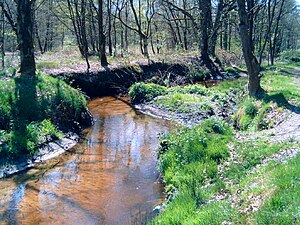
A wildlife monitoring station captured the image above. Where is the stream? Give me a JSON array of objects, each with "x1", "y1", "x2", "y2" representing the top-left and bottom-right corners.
[{"x1": 0, "y1": 97, "x2": 174, "y2": 225}]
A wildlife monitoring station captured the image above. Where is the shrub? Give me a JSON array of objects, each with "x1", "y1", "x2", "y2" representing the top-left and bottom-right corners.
[
  {"x1": 187, "y1": 62, "x2": 211, "y2": 81},
  {"x1": 129, "y1": 82, "x2": 167, "y2": 103},
  {"x1": 182, "y1": 85, "x2": 209, "y2": 95},
  {"x1": 244, "y1": 99, "x2": 257, "y2": 117}
]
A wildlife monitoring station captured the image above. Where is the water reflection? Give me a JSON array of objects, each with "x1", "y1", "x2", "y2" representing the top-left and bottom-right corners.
[{"x1": 0, "y1": 97, "x2": 173, "y2": 224}]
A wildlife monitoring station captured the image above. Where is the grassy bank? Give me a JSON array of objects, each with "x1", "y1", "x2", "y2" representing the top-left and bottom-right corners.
[
  {"x1": 129, "y1": 60, "x2": 300, "y2": 224},
  {"x1": 0, "y1": 73, "x2": 91, "y2": 160},
  {"x1": 150, "y1": 124, "x2": 299, "y2": 224}
]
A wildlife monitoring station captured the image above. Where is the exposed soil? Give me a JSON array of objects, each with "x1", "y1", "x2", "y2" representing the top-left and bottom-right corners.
[{"x1": 49, "y1": 60, "x2": 189, "y2": 97}]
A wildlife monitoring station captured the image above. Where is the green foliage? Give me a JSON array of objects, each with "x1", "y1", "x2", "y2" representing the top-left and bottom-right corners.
[
  {"x1": 129, "y1": 82, "x2": 167, "y2": 103},
  {"x1": 225, "y1": 67, "x2": 240, "y2": 77},
  {"x1": 255, "y1": 155, "x2": 300, "y2": 225},
  {"x1": 169, "y1": 84, "x2": 209, "y2": 95},
  {"x1": 224, "y1": 138, "x2": 288, "y2": 182},
  {"x1": 187, "y1": 62, "x2": 211, "y2": 81},
  {"x1": 154, "y1": 93, "x2": 214, "y2": 115},
  {"x1": 260, "y1": 64, "x2": 300, "y2": 103},
  {"x1": 0, "y1": 79, "x2": 15, "y2": 130},
  {"x1": 152, "y1": 118, "x2": 233, "y2": 224},
  {"x1": 211, "y1": 78, "x2": 247, "y2": 93},
  {"x1": 25, "y1": 120, "x2": 63, "y2": 155},
  {"x1": 35, "y1": 74, "x2": 87, "y2": 129},
  {"x1": 201, "y1": 116, "x2": 232, "y2": 135},
  {"x1": 279, "y1": 50, "x2": 300, "y2": 63}
]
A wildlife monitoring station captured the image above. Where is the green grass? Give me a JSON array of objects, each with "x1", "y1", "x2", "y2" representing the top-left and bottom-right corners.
[
  {"x1": 255, "y1": 155, "x2": 300, "y2": 224},
  {"x1": 0, "y1": 73, "x2": 89, "y2": 159},
  {"x1": 225, "y1": 138, "x2": 292, "y2": 182},
  {"x1": 145, "y1": 60, "x2": 300, "y2": 224},
  {"x1": 129, "y1": 81, "x2": 245, "y2": 119},
  {"x1": 233, "y1": 63, "x2": 300, "y2": 131},
  {"x1": 151, "y1": 117, "x2": 233, "y2": 224},
  {"x1": 129, "y1": 82, "x2": 167, "y2": 103},
  {"x1": 152, "y1": 125, "x2": 299, "y2": 225}
]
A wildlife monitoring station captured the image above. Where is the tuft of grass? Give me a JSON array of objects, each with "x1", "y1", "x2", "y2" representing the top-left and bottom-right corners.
[
  {"x1": 129, "y1": 82, "x2": 167, "y2": 103},
  {"x1": 233, "y1": 98, "x2": 259, "y2": 130},
  {"x1": 25, "y1": 119, "x2": 63, "y2": 155}
]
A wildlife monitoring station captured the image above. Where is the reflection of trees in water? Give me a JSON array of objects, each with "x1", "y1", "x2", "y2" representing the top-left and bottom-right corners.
[{"x1": 0, "y1": 184, "x2": 26, "y2": 225}]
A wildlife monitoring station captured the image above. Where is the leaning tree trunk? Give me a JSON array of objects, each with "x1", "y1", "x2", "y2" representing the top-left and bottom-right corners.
[
  {"x1": 17, "y1": 0, "x2": 36, "y2": 76},
  {"x1": 237, "y1": 0, "x2": 263, "y2": 98}
]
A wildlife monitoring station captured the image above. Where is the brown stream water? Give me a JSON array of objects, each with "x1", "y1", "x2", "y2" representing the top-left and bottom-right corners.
[{"x1": 0, "y1": 97, "x2": 174, "y2": 225}]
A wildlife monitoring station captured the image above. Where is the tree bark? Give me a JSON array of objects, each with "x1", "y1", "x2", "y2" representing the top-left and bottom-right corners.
[
  {"x1": 107, "y1": 0, "x2": 113, "y2": 56},
  {"x1": 237, "y1": 0, "x2": 263, "y2": 98},
  {"x1": 98, "y1": 0, "x2": 108, "y2": 68},
  {"x1": 199, "y1": 0, "x2": 212, "y2": 62},
  {"x1": 17, "y1": 0, "x2": 36, "y2": 76}
]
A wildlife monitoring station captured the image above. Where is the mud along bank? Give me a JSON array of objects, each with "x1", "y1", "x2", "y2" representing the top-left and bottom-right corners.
[{"x1": 50, "y1": 61, "x2": 189, "y2": 97}]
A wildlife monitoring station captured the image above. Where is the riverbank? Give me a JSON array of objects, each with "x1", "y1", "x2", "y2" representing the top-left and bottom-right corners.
[
  {"x1": 0, "y1": 74, "x2": 92, "y2": 178},
  {"x1": 0, "y1": 133, "x2": 78, "y2": 178},
  {"x1": 127, "y1": 62, "x2": 300, "y2": 224}
]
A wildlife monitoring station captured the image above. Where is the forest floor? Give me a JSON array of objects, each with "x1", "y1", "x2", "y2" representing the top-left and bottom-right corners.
[{"x1": 28, "y1": 48, "x2": 243, "y2": 75}]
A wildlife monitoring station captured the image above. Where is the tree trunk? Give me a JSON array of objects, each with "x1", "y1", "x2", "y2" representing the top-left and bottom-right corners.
[
  {"x1": 98, "y1": 0, "x2": 108, "y2": 68},
  {"x1": 17, "y1": 0, "x2": 36, "y2": 76},
  {"x1": 199, "y1": 0, "x2": 211, "y2": 62},
  {"x1": 237, "y1": 0, "x2": 263, "y2": 98},
  {"x1": 142, "y1": 35, "x2": 149, "y2": 59},
  {"x1": 14, "y1": 0, "x2": 38, "y2": 153},
  {"x1": 209, "y1": 0, "x2": 223, "y2": 56},
  {"x1": 246, "y1": 0, "x2": 255, "y2": 52},
  {"x1": 107, "y1": 0, "x2": 113, "y2": 56},
  {"x1": 80, "y1": 0, "x2": 90, "y2": 71}
]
